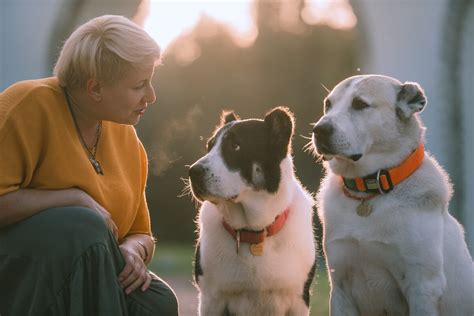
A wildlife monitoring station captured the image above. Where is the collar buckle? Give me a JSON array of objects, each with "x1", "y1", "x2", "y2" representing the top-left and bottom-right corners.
[
  {"x1": 374, "y1": 169, "x2": 393, "y2": 194},
  {"x1": 361, "y1": 169, "x2": 393, "y2": 194}
]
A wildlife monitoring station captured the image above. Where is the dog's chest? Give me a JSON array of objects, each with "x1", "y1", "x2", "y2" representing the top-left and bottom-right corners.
[
  {"x1": 200, "y1": 225, "x2": 312, "y2": 290},
  {"x1": 319, "y1": 177, "x2": 412, "y2": 314},
  {"x1": 319, "y1": 180, "x2": 409, "y2": 244},
  {"x1": 197, "y1": 204, "x2": 315, "y2": 293}
]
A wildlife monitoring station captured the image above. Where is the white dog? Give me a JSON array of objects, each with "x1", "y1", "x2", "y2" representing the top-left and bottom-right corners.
[
  {"x1": 188, "y1": 107, "x2": 316, "y2": 315},
  {"x1": 311, "y1": 74, "x2": 474, "y2": 315}
]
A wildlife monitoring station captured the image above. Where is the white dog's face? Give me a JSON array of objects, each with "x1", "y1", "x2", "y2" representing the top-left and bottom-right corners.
[
  {"x1": 189, "y1": 107, "x2": 294, "y2": 203},
  {"x1": 312, "y1": 75, "x2": 426, "y2": 174}
]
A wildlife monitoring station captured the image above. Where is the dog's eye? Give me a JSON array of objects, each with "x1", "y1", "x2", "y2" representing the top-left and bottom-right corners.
[
  {"x1": 352, "y1": 98, "x2": 370, "y2": 110},
  {"x1": 324, "y1": 99, "x2": 331, "y2": 112},
  {"x1": 231, "y1": 141, "x2": 240, "y2": 151}
]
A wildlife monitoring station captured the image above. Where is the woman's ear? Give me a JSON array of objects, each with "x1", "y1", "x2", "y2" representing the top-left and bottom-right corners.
[{"x1": 86, "y1": 78, "x2": 103, "y2": 102}]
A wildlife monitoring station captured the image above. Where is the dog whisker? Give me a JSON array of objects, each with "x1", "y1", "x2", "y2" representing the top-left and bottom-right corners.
[
  {"x1": 180, "y1": 177, "x2": 204, "y2": 208},
  {"x1": 178, "y1": 177, "x2": 193, "y2": 198},
  {"x1": 320, "y1": 82, "x2": 330, "y2": 93},
  {"x1": 302, "y1": 141, "x2": 315, "y2": 153},
  {"x1": 300, "y1": 134, "x2": 312, "y2": 140}
]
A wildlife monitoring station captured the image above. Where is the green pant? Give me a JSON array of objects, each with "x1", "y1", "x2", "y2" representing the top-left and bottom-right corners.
[{"x1": 0, "y1": 207, "x2": 179, "y2": 316}]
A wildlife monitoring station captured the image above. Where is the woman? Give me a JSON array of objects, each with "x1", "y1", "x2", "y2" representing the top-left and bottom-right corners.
[{"x1": 0, "y1": 15, "x2": 178, "y2": 315}]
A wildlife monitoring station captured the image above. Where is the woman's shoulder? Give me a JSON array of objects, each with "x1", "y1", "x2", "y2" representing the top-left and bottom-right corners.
[
  {"x1": 1, "y1": 77, "x2": 62, "y2": 102},
  {"x1": 0, "y1": 77, "x2": 63, "y2": 128}
]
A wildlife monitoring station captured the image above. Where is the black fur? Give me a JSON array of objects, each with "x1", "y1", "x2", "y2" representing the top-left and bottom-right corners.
[
  {"x1": 396, "y1": 82, "x2": 427, "y2": 120},
  {"x1": 303, "y1": 258, "x2": 317, "y2": 307},
  {"x1": 219, "y1": 107, "x2": 294, "y2": 193},
  {"x1": 397, "y1": 83, "x2": 426, "y2": 106},
  {"x1": 221, "y1": 111, "x2": 240, "y2": 125},
  {"x1": 194, "y1": 242, "x2": 203, "y2": 284}
]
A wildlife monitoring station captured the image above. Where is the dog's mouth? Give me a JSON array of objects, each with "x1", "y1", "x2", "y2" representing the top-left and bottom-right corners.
[
  {"x1": 190, "y1": 182, "x2": 239, "y2": 204},
  {"x1": 315, "y1": 144, "x2": 363, "y2": 162},
  {"x1": 313, "y1": 141, "x2": 336, "y2": 158},
  {"x1": 332, "y1": 153, "x2": 363, "y2": 162},
  {"x1": 189, "y1": 184, "x2": 207, "y2": 202},
  {"x1": 226, "y1": 195, "x2": 239, "y2": 202}
]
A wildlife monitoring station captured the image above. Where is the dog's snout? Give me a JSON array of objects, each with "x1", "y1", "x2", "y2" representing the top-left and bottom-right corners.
[
  {"x1": 189, "y1": 163, "x2": 209, "y2": 200},
  {"x1": 189, "y1": 164, "x2": 206, "y2": 181},
  {"x1": 313, "y1": 123, "x2": 334, "y2": 139}
]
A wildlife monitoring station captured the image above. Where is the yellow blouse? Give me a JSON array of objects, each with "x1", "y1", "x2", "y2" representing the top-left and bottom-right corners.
[{"x1": 0, "y1": 77, "x2": 151, "y2": 240}]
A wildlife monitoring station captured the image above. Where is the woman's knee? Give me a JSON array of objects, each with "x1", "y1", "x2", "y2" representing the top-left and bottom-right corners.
[
  {"x1": 128, "y1": 277, "x2": 179, "y2": 315},
  {"x1": 157, "y1": 281, "x2": 179, "y2": 316},
  {"x1": 5, "y1": 206, "x2": 111, "y2": 257},
  {"x1": 42, "y1": 206, "x2": 109, "y2": 239}
]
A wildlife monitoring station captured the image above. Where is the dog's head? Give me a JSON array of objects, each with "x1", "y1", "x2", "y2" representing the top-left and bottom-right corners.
[
  {"x1": 311, "y1": 74, "x2": 426, "y2": 176},
  {"x1": 189, "y1": 106, "x2": 294, "y2": 203}
]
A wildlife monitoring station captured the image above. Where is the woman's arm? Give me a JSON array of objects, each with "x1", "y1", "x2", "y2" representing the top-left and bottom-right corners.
[
  {"x1": 0, "y1": 188, "x2": 118, "y2": 239},
  {"x1": 0, "y1": 188, "x2": 81, "y2": 227}
]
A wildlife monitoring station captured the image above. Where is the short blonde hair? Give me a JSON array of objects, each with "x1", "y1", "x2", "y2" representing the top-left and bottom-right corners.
[{"x1": 54, "y1": 15, "x2": 161, "y2": 89}]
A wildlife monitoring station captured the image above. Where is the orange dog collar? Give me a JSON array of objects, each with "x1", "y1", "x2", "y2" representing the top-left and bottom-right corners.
[{"x1": 342, "y1": 144, "x2": 425, "y2": 194}]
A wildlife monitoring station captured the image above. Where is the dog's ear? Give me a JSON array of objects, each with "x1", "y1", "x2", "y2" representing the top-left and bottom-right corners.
[
  {"x1": 220, "y1": 110, "x2": 240, "y2": 126},
  {"x1": 396, "y1": 82, "x2": 427, "y2": 120},
  {"x1": 264, "y1": 106, "x2": 295, "y2": 157}
]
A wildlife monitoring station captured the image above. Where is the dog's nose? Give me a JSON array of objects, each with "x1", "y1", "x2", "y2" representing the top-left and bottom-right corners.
[
  {"x1": 189, "y1": 164, "x2": 206, "y2": 181},
  {"x1": 313, "y1": 123, "x2": 334, "y2": 139}
]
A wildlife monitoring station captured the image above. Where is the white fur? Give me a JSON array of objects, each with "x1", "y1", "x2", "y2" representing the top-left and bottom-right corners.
[
  {"x1": 313, "y1": 75, "x2": 474, "y2": 315},
  {"x1": 195, "y1": 143, "x2": 316, "y2": 315}
]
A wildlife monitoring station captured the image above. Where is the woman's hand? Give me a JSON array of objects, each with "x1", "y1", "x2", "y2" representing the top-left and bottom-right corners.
[
  {"x1": 118, "y1": 241, "x2": 152, "y2": 294},
  {"x1": 73, "y1": 188, "x2": 118, "y2": 240}
]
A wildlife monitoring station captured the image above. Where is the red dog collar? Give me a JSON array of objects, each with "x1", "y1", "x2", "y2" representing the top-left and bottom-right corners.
[{"x1": 222, "y1": 208, "x2": 290, "y2": 245}]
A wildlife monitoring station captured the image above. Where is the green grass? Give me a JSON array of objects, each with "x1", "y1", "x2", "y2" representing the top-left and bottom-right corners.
[
  {"x1": 149, "y1": 242, "x2": 195, "y2": 276},
  {"x1": 150, "y1": 242, "x2": 329, "y2": 315}
]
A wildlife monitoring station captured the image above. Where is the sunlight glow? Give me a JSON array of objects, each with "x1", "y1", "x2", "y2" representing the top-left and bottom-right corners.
[
  {"x1": 303, "y1": 0, "x2": 357, "y2": 29},
  {"x1": 145, "y1": 0, "x2": 255, "y2": 52},
  {"x1": 144, "y1": 0, "x2": 356, "y2": 60}
]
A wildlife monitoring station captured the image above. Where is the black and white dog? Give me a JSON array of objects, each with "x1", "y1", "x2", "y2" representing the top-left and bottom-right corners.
[{"x1": 188, "y1": 107, "x2": 316, "y2": 315}]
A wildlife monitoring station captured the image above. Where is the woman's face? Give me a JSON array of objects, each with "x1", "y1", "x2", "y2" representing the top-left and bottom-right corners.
[{"x1": 99, "y1": 64, "x2": 156, "y2": 125}]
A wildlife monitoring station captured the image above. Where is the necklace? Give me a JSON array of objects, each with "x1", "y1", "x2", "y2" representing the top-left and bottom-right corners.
[
  {"x1": 64, "y1": 90, "x2": 104, "y2": 175},
  {"x1": 342, "y1": 186, "x2": 377, "y2": 217}
]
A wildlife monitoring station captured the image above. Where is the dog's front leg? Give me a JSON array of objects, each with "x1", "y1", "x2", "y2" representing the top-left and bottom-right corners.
[
  {"x1": 401, "y1": 266, "x2": 445, "y2": 316},
  {"x1": 329, "y1": 285, "x2": 359, "y2": 316},
  {"x1": 400, "y1": 215, "x2": 446, "y2": 316}
]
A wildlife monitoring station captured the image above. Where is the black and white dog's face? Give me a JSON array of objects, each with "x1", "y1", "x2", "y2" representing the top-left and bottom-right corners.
[{"x1": 189, "y1": 107, "x2": 294, "y2": 204}]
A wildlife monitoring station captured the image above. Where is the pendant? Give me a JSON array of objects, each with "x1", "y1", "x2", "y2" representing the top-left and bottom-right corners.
[
  {"x1": 356, "y1": 200, "x2": 372, "y2": 217},
  {"x1": 89, "y1": 157, "x2": 104, "y2": 175},
  {"x1": 250, "y1": 242, "x2": 264, "y2": 256}
]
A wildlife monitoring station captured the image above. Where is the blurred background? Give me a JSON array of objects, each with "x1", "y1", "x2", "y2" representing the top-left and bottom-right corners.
[{"x1": 1, "y1": 0, "x2": 473, "y2": 314}]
